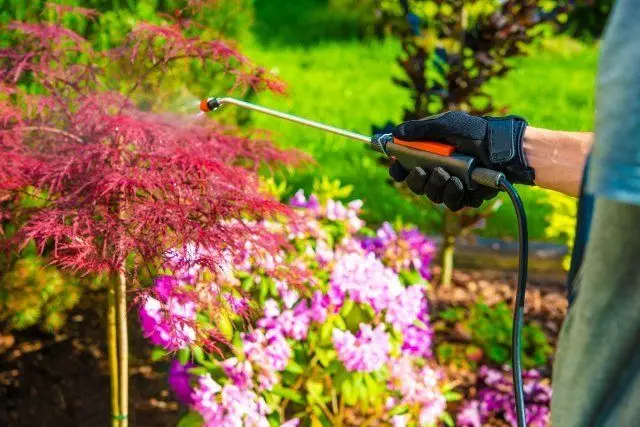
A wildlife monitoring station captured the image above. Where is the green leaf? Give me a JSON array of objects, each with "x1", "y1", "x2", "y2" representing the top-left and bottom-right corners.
[
  {"x1": 177, "y1": 412, "x2": 204, "y2": 427},
  {"x1": 267, "y1": 412, "x2": 281, "y2": 427},
  {"x1": 271, "y1": 384, "x2": 305, "y2": 404},
  {"x1": 192, "y1": 346, "x2": 205, "y2": 364},
  {"x1": 150, "y1": 347, "x2": 167, "y2": 362},
  {"x1": 487, "y1": 345, "x2": 510, "y2": 363},
  {"x1": 440, "y1": 411, "x2": 455, "y2": 427},
  {"x1": 320, "y1": 321, "x2": 334, "y2": 344},
  {"x1": 443, "y1": 390, "x2": 463, "y2": 402},
  {"x1": 340, "y1": 299, "x2": 355, "y2": 317},
  {"x1": 187, "y1": 366, "x2": 209, "y2": 376},
  {"x1": 388, "y1": 404, "x2": 409, "y2": 416},
  {"x1": 178, "y1": 348, "x2": 190, "y2": 365},
  {"x1": 269, "y1": 278, "x2": 279, "y2": 297},
  {"x1": 306, "y1": 380, "x2": 324, "y2": 403},
  {"x1": 341, "y1": 378, "x2": 358, "y2": 406},
  {"x1": 285, "y1": 360, "x2": 305, "y2": 374},
  {"x1": 333, "y1": 315, "x2": 346, "y2": 330},
  {"x1": 316, "y1": 348, "x2": 337, "y2": 367},
  {"x1": 215, "y1": 315, "x2": 234, "y2": 341}
]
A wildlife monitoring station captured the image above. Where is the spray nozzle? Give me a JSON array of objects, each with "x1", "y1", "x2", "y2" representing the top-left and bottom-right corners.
[{"x1": 200, "y1": 98, "x2": 221, "y2": 113}]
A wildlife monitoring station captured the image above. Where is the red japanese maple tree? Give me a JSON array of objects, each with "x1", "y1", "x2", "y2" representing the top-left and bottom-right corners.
[{"x1": 0, "y1": 2, "x2": 301, "y2": 425}]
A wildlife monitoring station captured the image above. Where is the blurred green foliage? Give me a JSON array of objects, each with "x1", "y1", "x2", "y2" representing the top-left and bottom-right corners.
[
  {"x1": 565, "y1": 0, "x2": 614, "y2": 39},
  {"x1": 1, "y1": 189, "x2": 106, "y2": 331},
  {"x1": 0, "y1": 0, "x2": 253, "y2": 45},
  {"x1": 0, "y1": 254, "x2": 86, "y2": 332},
  {"x1": 436, "y1": 301, "x2": 553, "y2": 369},
  {"x1": 252, "y1": 0, "x2": 378, "y2": 46}
]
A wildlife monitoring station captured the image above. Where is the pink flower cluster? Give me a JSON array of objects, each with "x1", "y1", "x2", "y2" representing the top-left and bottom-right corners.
[
  {"x1": 332, "y1": 324, "x2": 390, "y2": 372},
  {"x1": 330, "y1": 251, "x2": 435, "y2": 359},
  {"x1": 289, "y1": 190, "x2": 364, "y2": 232},
  {"x1": 139, "y1": 276, "x2": 197, "y2": 351},
  {"x1": 456, "y1": 366, "x2": 552, "y2": 427},
  {"x1": 329, "y1": 251, "x2": 404, "y2": 312},
  {"x1": 257, "y1": 298, "x2": 311, "y2": 340},
  {"x1": 361, "y1": 222, "x2": 437, "y2": 280},
  {"x1": 168, "y1": 360, "x2": 194, "y2": 405},
  {"x1": 241, "y1": 328, "x2": 290, "y2": 390},
  {"x1": 289, "y1": 189, "x2": 320, "y2": 212},
  {"x1": 388, "y1": 357, "x2": 447, "y2": 425},
  {"x1": 147, "y1": 191, "x2": 448, "y2": 426},
  {"x1": 191, "y1": 374, "x2": 270, "y2": 427}
]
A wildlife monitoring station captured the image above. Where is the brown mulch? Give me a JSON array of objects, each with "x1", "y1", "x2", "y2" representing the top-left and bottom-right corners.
[
  {"x1": 0, "y1": 269, "x2": 569, "y2": 427},
  {"x1": 428, "y1": 267, "x2": 568, "y2": 422},
  {"x1": 429, "y1": 267, "x2": 568, "y2": 343},
  {"x1": 0, "y1": 293, "x2": 182, "y2": 427}
]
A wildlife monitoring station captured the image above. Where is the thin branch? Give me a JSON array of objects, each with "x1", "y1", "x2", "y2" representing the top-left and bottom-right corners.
[
  {"x1": 21, "y1": 126, "x2": 84, "y2": 144},
  {"x1": 125, "y1": 54, "x2": 192, "y2": 98}
]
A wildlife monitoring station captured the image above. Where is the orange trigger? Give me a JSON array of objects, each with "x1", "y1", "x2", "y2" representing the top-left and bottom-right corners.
[{"x1": 393, "y1": 138, "x2": 455, "y2": 157}]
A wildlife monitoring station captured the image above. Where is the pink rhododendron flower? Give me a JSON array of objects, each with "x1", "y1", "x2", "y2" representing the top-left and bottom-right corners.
[
  {"x1": 168, "y1": 359, "x2": 193, "y2": 405},
  {"x1": 388, "y1": 357, "x2": 446, "y2": 425},
  {"x1": 386, "y1": 284, "x2": 425, "y2": 329},
  {"x1": 333, "y1": 324, "x2": 390, "y2": 372},
  {"x1": 281, "y1": 418, "x2": 300, "y2": 427},
  {"x1": 330, "y1": 251, "x2": 403, "y2": 312},
  {"x1": 139, "y1": 276, "x2": 197, "y2": 350},
  {"x1": 191, "y1": 374, "x2": 270, "y2": 427},
  {"x1": 221, "y1": 357, "x2": 253, "y2": 389}
]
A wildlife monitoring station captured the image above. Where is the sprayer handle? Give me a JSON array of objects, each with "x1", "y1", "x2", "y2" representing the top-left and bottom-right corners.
[{"x1": 372, "y1": 135, "x2": 503, "y2": 190}]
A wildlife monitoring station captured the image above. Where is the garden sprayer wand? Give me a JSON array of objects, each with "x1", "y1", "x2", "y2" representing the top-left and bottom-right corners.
[{"x1": 201, "y1": 96, "x2": 530, "y2": 427}]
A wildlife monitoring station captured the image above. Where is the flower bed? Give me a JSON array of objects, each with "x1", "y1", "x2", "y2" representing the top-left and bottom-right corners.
[{"x1": 140, "y1": 190, "x2": 552, "y2": 426}]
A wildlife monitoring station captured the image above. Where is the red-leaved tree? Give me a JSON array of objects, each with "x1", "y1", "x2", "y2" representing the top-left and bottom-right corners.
[{"x1": 0, "y1": 2, "x2": 303, "y2": 425}]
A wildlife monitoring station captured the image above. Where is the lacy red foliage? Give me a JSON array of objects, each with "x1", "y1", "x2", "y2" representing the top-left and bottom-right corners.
[
  {"x1": 0, "y1": 6, "x2": 301, "y2": 284},
  {"x1": 44, "y1": 2, "x2": 101, "y2": 20}
]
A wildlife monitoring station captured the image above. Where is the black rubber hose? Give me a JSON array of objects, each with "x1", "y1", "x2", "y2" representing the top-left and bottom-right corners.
[{"x1": 498, "y1": 176, "x2": 528, "y2": 427}]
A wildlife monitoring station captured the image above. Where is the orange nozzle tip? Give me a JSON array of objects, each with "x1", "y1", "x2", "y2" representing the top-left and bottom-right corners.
[{"x1": 200, "y1": 99, "x2": 211, "y2": 113}]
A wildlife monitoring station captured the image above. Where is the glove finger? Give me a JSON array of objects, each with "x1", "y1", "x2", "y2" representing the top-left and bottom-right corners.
[
  {"x1": 467, "y1": 188, "x2": 499, "y2": 208},
  {"x1": 443, "y1": 176, "x2": 465, "y2": 212},
  {"x1": 424, "y1": 167, "x2": 450, "y2": 204},
  {"x1": 468, "y1": 197, "x2": 484, "y2": 209},
  {"x1": 406, "y1": 167, "x2": 429, "y2": 195},
  {"x1": 392, "y1": 111, "x2": 486, "y2": 141},
  {"x1": 389, "y1": 161, "x2": 409, "y2": 182}
]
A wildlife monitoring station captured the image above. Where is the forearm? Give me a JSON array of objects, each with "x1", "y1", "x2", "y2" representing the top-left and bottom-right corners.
[{"x1": 523, "y1": 127, "x2": 593, "y2": 197}]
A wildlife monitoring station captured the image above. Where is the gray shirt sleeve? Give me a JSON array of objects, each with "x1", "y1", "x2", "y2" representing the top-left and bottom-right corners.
[{"x1": 588, "y1": 0, "x2": 640, "y2": 205}]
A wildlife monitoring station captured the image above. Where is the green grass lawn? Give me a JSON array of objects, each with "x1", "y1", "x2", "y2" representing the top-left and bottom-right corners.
[{"x1": 239, "y1": 2, "x2": 598, "y2": 241}]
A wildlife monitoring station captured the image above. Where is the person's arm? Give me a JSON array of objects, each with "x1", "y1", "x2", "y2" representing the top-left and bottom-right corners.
[
  {"x1": 388, "y1": 112, "x2": 593, "y2": 210},
  {"x1": 523, "y1": 127, "x2": 593, "y2": 197}
]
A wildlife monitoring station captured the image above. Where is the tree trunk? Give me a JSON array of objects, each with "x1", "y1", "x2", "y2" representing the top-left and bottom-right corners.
[
  {"x1": 117, "y1": 270, "x2": 129, "y2": 427},
  {"x1": 440, "y1": 210, "x2": 457, "y2": 287},
  {"x1": 107, "y1": 278, "x2": 120, "y2": 427}
]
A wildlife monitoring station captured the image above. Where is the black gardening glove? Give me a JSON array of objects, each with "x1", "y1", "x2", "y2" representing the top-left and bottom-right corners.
[{"x1": 389, "y1": 111, "x2": 534, "y2": 211}]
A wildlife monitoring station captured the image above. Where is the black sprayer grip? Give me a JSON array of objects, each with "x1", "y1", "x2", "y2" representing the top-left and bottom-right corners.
[
  {"x1": 385, "y1": 142, "x2": 477, "y2": 189},
  {"x1": 379, "y1": 141, "x2": 503, "y2": 190},
  {"x1": 471, "y1": 168, "x2": 505, "y2": 190}
]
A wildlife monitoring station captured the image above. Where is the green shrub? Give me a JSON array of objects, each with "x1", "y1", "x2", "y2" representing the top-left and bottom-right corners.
[
  {"x1": 252, "y1": 0, "x2": 376, "y2": 46},
  {"x1": 436, "y1": 301, "x2": 553, "y2": 369},
  {"x1": 0, "y1": 255, "x2": 91, "y2": 332}
]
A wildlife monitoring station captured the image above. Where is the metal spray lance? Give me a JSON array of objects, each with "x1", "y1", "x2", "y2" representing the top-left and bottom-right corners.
[{"x1": 200, "y1": 97, "x2": 505, "y2": 190}]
